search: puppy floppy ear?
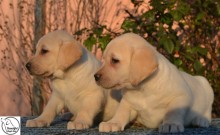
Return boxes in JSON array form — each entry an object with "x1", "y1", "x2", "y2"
[
  {"x1": 129, "y1": 46, "x2": 158, "y2": 86},
  {"x1": 57, "y1": 41, "x2": 82, "y2": 71}
]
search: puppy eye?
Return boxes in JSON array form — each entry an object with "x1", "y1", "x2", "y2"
[
  {"x1": 41, "y1": 49, "x2": 48, "y2": 54},
  {"x1": 111, "y1": 58, "x2": 119, "y2": 64}
]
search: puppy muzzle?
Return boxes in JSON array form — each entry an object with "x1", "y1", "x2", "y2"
[
  {"x1": 26, "y1": 62, "x2": 32, "y2": 71},
  {"x1": 94, "y1": 73, "x2": 102, "y2": 82}
]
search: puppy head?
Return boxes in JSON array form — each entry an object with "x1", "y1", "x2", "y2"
[
  {"x1": 26, "y1": 30, "x2": 82, "y2": 78},
  {"x1": 95, "y1": 33, "x2": 158, "y2": 89}
]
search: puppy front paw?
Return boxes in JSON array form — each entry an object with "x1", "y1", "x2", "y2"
[
  {"x1": 67, "y1": 121, "x2": 90, "y2": 130},
  {"x1": 159, "y1": 123, "x2": 184, "y2": 133},
  {"x1": 26, "y1": 119, "x2": 49, "y2": 127},
  {"x1": 99, "y1": 122, "x2": 123, "y2": 132}
]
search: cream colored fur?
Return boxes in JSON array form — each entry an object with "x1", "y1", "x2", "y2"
[
  {"x1": 25, "y1": 30, "x2": 120, "y2": 130},
  {"x1": 95, "y1": 33, "x2": 214, "y2": 133}
]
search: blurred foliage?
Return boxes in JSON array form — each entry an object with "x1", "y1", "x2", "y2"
[
  {"x1": 75, "y1": 0, "x2": 220, "y2": 116},
  {"x1": 75, "y1": 26, "x2": 115, "y2": 51}
]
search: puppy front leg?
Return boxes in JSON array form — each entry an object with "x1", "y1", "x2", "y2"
[
  {"x1": 67, "y1": 110, "x2": 94, "y2": 130},
  {"x1": 67, "y1": 95, "x2": 102, "y2": 130},
  {"x1": 99, "y1": 99, "x2": 137, "y2": 132},
  {"x1": 159, "y1": 96, "x2": 190, "y2": 133},
  {"x1": 26, "y1": 93, "x2": 64, "y2": 127}
]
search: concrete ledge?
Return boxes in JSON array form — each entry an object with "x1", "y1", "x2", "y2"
[{"x1": 21, "y1": 116, "x2": 220, "y2": 135}]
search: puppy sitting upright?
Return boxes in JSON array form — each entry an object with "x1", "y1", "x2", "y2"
[
  {"x1": 26, "y1": 30, "x2": 120, "y2": 130},
  {"x1": 95, "y1": 33, "x2": 214, "y2": 133}
]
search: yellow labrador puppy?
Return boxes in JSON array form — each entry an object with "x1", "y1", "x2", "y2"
[
  {"x1": 94, "y1": 33, "x2": 214, "y2": 133},
  {"x1": 26, "y1": 30, "x2": 121, "y2": 130}
]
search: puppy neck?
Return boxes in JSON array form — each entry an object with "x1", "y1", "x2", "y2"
[
  {"x1": 51, "y1": 47, "x2": 88, "y2": 80},
  {"x1": 65, "y1": 47, "x2": 91, "y2": 75},
  {"x1": 123, "y1": 68, "x2": 159, "y2": 92}
]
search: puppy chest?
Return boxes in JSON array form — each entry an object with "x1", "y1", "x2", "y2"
[
  {"x1": 52, "y1": 82, "x2": 81, "y2": 110},
  {"x1": 137, "y1": 108, "x2": 165, "y2": 128},
  {"x1": 124, "y1": 92, "x2": 158, "y2": 110},
  {"x1": 64, "y1": 96, "x2": 81, "y2": 113},
  {"x1": 124, "y1": 92, "x2": 166, "y2": 127}
]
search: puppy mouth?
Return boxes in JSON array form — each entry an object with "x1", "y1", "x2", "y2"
[
  {"x1": 31, "y1": 71, "x2": 53, "y2": 78},
  {"x1": 97, "y1": 81, "x2": 122, "y2": 89},
  {"x1": 95, "y1": 76, "x2": 124, "y2": 89},
  {"x1": 41, "y1": 71, "x2": 53, "y2": 78},
  {"x1": 109, "y1": 83, "x2": 124, "y2": 89}
]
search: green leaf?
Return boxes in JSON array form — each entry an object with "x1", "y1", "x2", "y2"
[
  {"x1": 94, "y1": 27, "x2": 103, "y2": 37},
  {"x1": 142, "y1": 10, "x2": 156, "y2": 23},
  {"x1": 121, "y1": 19, "x2": 136, "y2": 31},
  {"x1": 190, "y1": 46, "x2": 207, "y2": 56},
  {"x1": 217, "y1": 3, "x2": 220, "y2": 15},
  {"x1": 197, "y1": 47, "x2": 207, "y2": 56},
  {"x1": 170, "y1": 1, "x2": 189, "y2": 21},
  {"x1": 84, "y1": 36, "x2": 96, "y2": 51},
  {"x1": 174, "y1": 59, "x2": 182, "y2": 66},
  {"x1": 163, "y1": 38, "x2": 174, "y2": 54},
  {"x1": 170, "y1": 10, "x2": 183, "y2": 21},
  {"x1": 181, "y1": 52, "x2": 194, "y2": 61},
  {"x1": 160, "y1": 13, "x2": 173, "y2": 25},
  {"x1": 185, "y1": 54, "x2": 194, "y2": 61},
  {"x1": 98, "y1": 35, "x2": 111, "y2": 50},
  {"x1": 196, "y1": 12, "x2": 205, "y2": 21},
  {"x1": 193, "y1": 60, "x2": 203, "y2": 72},
  {"x1": 186, "y1": 46, "x2": 193, "y2": 54},
  {"x1": 150, "y1": 0, "x2": 166, "y2": 12}
]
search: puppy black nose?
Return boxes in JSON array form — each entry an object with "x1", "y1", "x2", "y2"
[
  {"x1": 26, "y1": 62, "x2": 31, "y2": 71},
  {"x1": 94, "y1": 74, "x2": 101, "y2": 81}
]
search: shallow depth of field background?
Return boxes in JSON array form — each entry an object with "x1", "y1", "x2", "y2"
[{"x1": 0, "y1": 0, "x2": 219, "y2": 117}]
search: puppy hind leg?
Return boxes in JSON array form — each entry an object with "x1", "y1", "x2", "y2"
[
  {"x1": 191, "y1": 108, "x2": 212, "y2": 128},
  {"x1": 191, "y1": 116, "x2": 210, "y2": 128},
  {"x1": 159, "y1": 95, "x2": 191, "y2": 133},
  {"x1": 159, "y1": 108, "x2": 185, "y2": 133}
]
